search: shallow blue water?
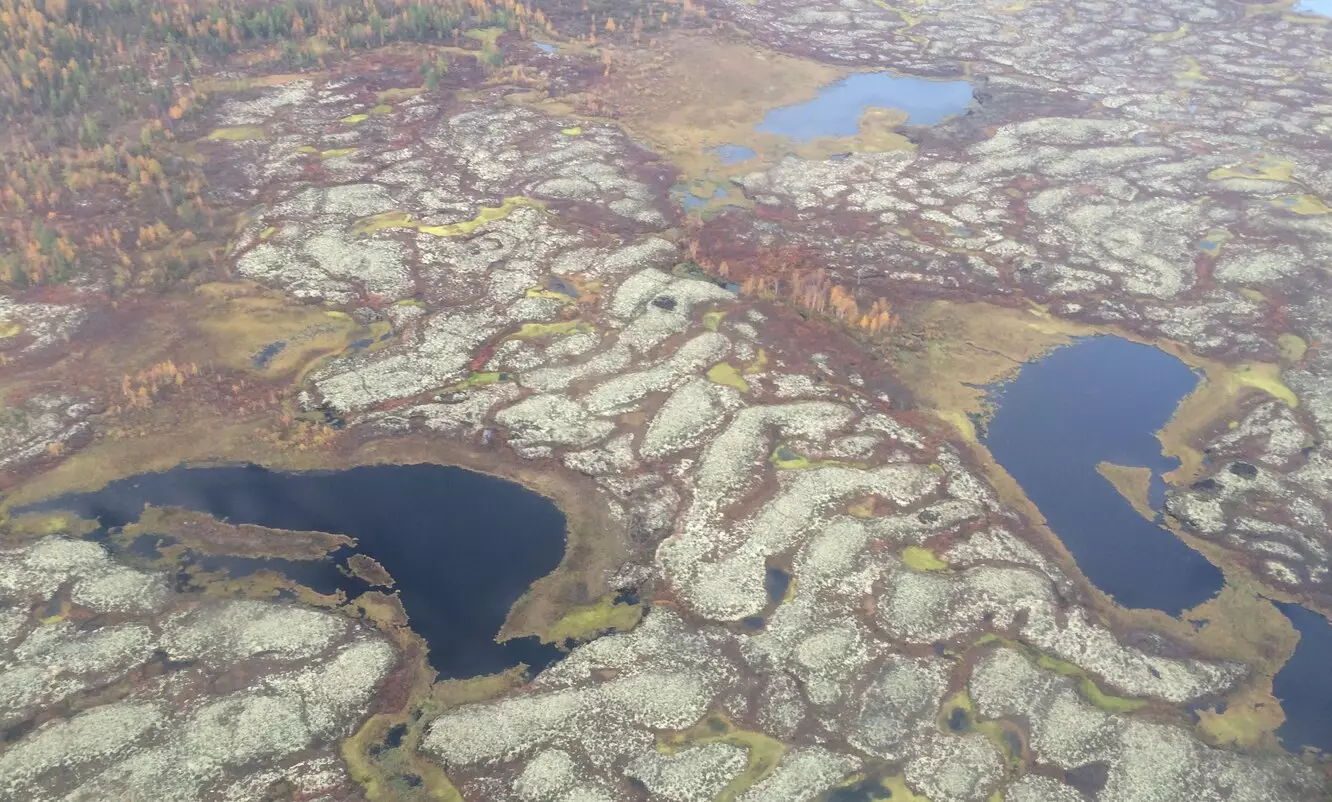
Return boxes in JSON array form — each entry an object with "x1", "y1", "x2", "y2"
[
  {"x1": 983, "y1": 336, "x2": 1224, "y2": 615},
  {"x1": 713, "y1": 145, "x2": 757, "y2": 164},
  {"x1": 756, "y1": 72, "x2": 974, "y2": 141},
  {"x1": 32, "y1": 463, "x2": 570, "y2": 679},
  {"x1": 680, "y1": 187, "x2": 727, "y2": 210},
  {"x1": 533, "y1": 41, "x2": 558, "y2": 53},
  {"x1": 1296, "y1": 0, "x2": 1332, "y2": 16},
  {"x1": 1272, "y1": 602, "x2": 1332, "y2": 753}
]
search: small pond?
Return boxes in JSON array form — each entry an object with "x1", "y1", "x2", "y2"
[
  {"x1": 1271, "y1": 601, "x2": 1332, "y2": 754},
  {"x1": 756, "y1": 72, "x2": 974, "y2": 141},
  {"x1": 1295, "y1": 0, "x2": 1332, "y2": 16},
  {"x1": 29, "y1": 463, "x2": 569, "y2": 680},
  {"x1": 982, "y1": 336, "x2": 1224, "y2": 616},
  {"x1": 712, "y1": 145, "x2": 757, "y2": 165}
]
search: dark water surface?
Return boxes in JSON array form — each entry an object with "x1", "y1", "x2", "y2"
[
  {"x1": 756, "y1": 72, "x2": 974, "y2": 141},
  {"x1": 982, "y1": 336, "x2": 1224, "y2": 615},
  {"x1": 1271, "y1": 602, "x2": 1332, "y2": 753},
  {"x1": 31, "y1": 463, "x2": 568, "y2": 679}
]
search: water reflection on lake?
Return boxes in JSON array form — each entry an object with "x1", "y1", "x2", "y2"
[
  {"x1": 33, "y1": 463, "x2": 569, "y2": 679},
  {"x1": 983, "y1": 336, "x2": 1224, "y2": 615},
  {"x1": 756, "y1": 72, "x2": 974, "y2": 141}
]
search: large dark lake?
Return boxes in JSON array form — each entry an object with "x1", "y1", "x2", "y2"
[
  {"x1": 31, "y1": 463, "x2": 568, "y2": 679},
  {"x1": 982, "y1": 336, "x2": 1224, "y2": 615}
]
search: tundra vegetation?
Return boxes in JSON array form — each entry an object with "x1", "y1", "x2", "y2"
[{"x1": 1, "y1": 0, "x2": 1331, "y2": 799}]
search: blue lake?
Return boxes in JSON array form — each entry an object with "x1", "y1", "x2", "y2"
[
  {"x1": 713, "y1": 145, "x2": 757, "y2": 165},
  {"x1": 1272, "y1": 602, "x2": 1332, "y2": 754},
  {"x1": 533, "y1": 41, "x2": 558, "y2": 53},
  {"x1": 679, "y1": 186, "x2": 728, "y2": 210},
  {"x1": 29, "y1": 463, "x2": 570, "y2": 679},
  {"x1": 982, "y1": 336, "x2": 1224, "y2": 615},
  {"x1": 1296, "y1": 0, "x2": 1332, "y2": 16},
  {"x1": 756, "y1": 72, "x2": 974, "y2": 141}
]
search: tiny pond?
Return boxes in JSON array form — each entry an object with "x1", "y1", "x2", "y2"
[{"x1": 30, "y1": 463, "x2": 569, "y2": 680}]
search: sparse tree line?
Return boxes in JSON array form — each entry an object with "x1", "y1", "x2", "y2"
[{"x1": 0, "y1": 0, "x2": 707, "y2": 289}]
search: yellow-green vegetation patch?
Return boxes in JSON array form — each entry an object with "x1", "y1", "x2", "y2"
[
  {"x1": 1277, "y1": 333, "x2": 1308, "y2": 363},
  {"x1": 769, "y1": 442, "x2": 839, "y2": 470},
  {"x1": 356, "y1": 199, "x2": 543, "y2": 238},
  {"x1": 204, "y1": 126, "x2": 266, "y2": 142},
  {"x1": 978, "y1": 635, "x2": 1147, "y2": 713},
  {"x1": 193, "y1": 283, "x2": 362, "y2": 377},
  {"x1": 1095, "y1": 462, "x2": 1154, "y2": 520},
  {"x1": 1196, "y1": 686, "x2": 1284, "y2": 749},
  {"x1": 523, "y1": 286, "x2": 578, "y2": 303},
  {"x1": 819, "y1": 773, "x2": 902, "y2": 801},
  {"x1": 702, "y1": 309, "x2": 727, "y2": 332},
  {"x1": 744, "y1": 348, "x2": 770, "y2": 375},
  {"x1": 707, "y1": 362, "x2": 750, "y2": 392},
  {"x1": 937, "y1": 690, "x2": 1023, "y2": 772},
  {"x1": 343, "y1": 711, "x2": 465, "y2": 802},
  {"x1": 542, "y1": 594, "x2": 644, "y2": 645},
  {"x1": 440, "y1": 371, "x2": 505, "y2": 392},
  {"x1": 417, "y1": 197, "x2": 540, "y2": 237},
  {"x1": 351, "y1": 211, "x2": 417, "y2": 236},
  {"x1": 0, "y1": 319, "x2": 22, "y2": 338},
  {"x1": 1176, "y1": 55, "x2": 1206, "y2": 81},
  {"x1": 1151, "y1": 22, "x2": 1190, "y2": 41},
  {"x1": 1271, "y1": 193, "x2": 1332, "y2": 215},
  {"x1": 1198, "y1": 228, "x2": 1231, "y2": 253},
  {"x1": 321, "y1": 147, "x2": 357, "y2": 159},
  {"x1": 659, "y1": 713, "x2": 785, "y2": 802},
  {"x1": 1207, "y1": 156, "x2": 1293, "y2": 182},
  {"x1": 1159, "y1": 357, "x2": 1299, "y2": 482},
  {"x1": 340, "y1": 113, "x2": 370, "y2": 125},
  {"x1": 848, "y1": 497, "x2": 877, "y2": 518},
  {"x1": 5, "y1": 511, "x2": 99, "y2": 537},
  {"x1": 376, "y1": 86, "x2": 424, "y2": 102},
  {"x1": 560, "y1": 126, "x2": 583, "y2": 136},
  {"x1": 822, "y1": 773, "x2": 929, "y2": 802},
  {"x1": 370, "y1": 104, "x2": 393, "y2": 115},
  {"x1": 295, "y1": 145, "x2": 319, "y2": 154},
  {"x1": 901, "y1": 545, "x2": 949, "y2": 572},
  {"x1": 1231, "y1": 362, "x2": 1298, "y2": 406},
  {"x1": 464, "y1": 26, "x2": 504, "y2": 47},
  {"x1": 507, "y1": 320, "x2": 592, "y2": 340}
]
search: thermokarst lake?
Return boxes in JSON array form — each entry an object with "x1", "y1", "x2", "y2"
[
  {"x1": 28, "y1": 463, "x2": 570, "y2": 680},
  {"x1": 982, "y1": 336, "x2": 1222, "y2": 615},
  {"x1": 756, "y1": 71, "x2": 975, "y2": 140},
  {"x1": 984, "y1": 336, "x2": 1332, "y2": 754},
  {"x1": 1296, "y1": 0, "x2": 1332, "y2": 17},
  {"x1": 1272, "y1": 601, "x2": 1332, "y2": 754}
]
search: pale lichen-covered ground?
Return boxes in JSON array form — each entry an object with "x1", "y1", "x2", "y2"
[{"x1": 3, "y1": 0, "x2": 1332, "y2": 799}]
